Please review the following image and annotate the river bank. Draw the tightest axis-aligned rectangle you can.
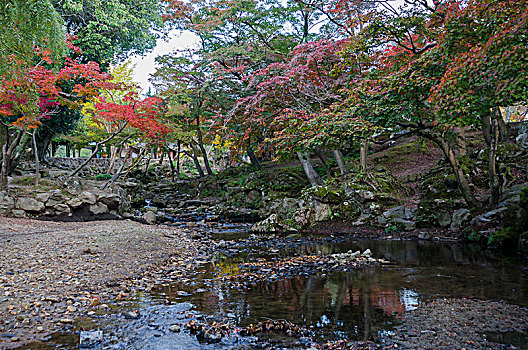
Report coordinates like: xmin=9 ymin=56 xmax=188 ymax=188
xmin=0 ymin=218 xmax=209 ymax=348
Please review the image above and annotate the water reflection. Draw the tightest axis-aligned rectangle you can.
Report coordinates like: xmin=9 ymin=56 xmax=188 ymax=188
xmin=162 ymin=239 xmax=528 ymax=342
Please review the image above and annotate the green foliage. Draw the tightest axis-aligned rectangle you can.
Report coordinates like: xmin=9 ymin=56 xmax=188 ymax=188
xmin=54 ymin=0 xmax=166 ymax=67
xmin=0 ymin=0 xmax=66 ymax=72
xmin=95 ymin=173 xmax=112 ymax=181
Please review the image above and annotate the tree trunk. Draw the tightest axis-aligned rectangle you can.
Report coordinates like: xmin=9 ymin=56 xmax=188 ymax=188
xmin=458 ymin=127 xmax=467 ymax=156
xmin=332 ymin=149 xmax=348 ymax=175
xmin=101 ymin=147 xmax=131 ymax=190
xmin=32 ymin=130 xmax=40 ymax=187
xmin=35 ymin=127 xmax=54 ymax=163
xmin=7 ymin=133 xmax=31 ymax=175
xmin=168 ymin=150 xmax=175 ymax=182
xmin=247 ymin=149 xmax=261 ymax=169
xmin=143 ymin=149 xmax=151 ymax=178
xmin=195 ymin=115 xmax=213 ymax=176
xmin=69 ymin=122 xmax=128 ymax=177
xmin=315 ymin=147 xmax=329 ymax=166
xmin=489 ymin=108 xmax=503 ymax=206
xmin=360 ymin=140 xmax=368 ymax=172
xmin=107 ymin=146 xmax=119 ymax=174
xmin=1 ymin=126 xmax=24 ymax=192
xmin=482 ymin=113 xmax=492 ymax=145
xmin=190 ymin=143 xmax=205 ymax=177
xmin=176 ymin=141 xmax=181 ymax=179
xmin=422 ymin=131 xmax=479 ymax=209
xmin=297 ymin=151 xmax=323 ymax=187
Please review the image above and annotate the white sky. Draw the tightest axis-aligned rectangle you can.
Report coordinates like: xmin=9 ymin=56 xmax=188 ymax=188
xmin=130 ymin=30 xmax=199 ymax=94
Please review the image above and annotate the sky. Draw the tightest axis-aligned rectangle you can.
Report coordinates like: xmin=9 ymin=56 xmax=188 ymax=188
xmin=130 ymin=30 xmax=199 ymax=94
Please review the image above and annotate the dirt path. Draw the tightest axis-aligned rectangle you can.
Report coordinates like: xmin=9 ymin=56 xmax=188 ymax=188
xmin=0 ymin=218 xmax=202 ymax=348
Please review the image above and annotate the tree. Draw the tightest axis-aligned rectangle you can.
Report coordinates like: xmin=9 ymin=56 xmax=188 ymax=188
xmin=53 ymin=0 xmax=166 ymax=68
xmin=0 ymin=0 xmax=66 ymax=73
xmin=0 ymin=45 xmax=117 ymax=191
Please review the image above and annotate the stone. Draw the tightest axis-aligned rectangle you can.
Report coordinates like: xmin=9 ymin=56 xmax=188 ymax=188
xmin=0 ymin=193 xmax=14 ymax=214
xmin=67 ymin=305 xmax=77 ymax=312
xmin=437 ymin=212 xmax=452 ymax=228
xmin=79 ymin=330 xmax=103 ymax=349
xmin=59 ymin=319 xmax=74 ymax=324
xmin=169 ymin=325 xmax=181 ymax=332
xmin=123 ymin=311 xmax=140 ymax=319
xmin=16 ymin=197 xmax=45 ymax=212
xmin=89 ymin=202 xmax=109 ymax=215
xmin=67 ymin=198 xmax=83 ymax=209
xmin=450 ymin=209 xmax=471 ymax=232
xmin=393 ymin=218 xmax=416 ymax=231
xmin=46 ymin=189 xmax=64 ymax=206
xmin=80 ymin=191 xmax=97 ymax=205
xmin=250 ymin=214 xmax=280 ymax=232
xmin=516 ymin=130 xmax=528 ymax=150
xmin=142 ymin=211 xmax=157 ymax=225
xmin=35 ymin=193 xmax=50 ymax=203
xmin=383 ymin=206 xmax=414 ymax=220
xmin=54 ymin=204 xmax=71 ymax=216
xmin=11 ymin=210 xmax=26 ymax=218
xmin=361 ymin=249 xmax=372 ymax=257
xmin=97 ymin=193 xmax=121 ymax=209
xmin=418 ymin=231 xmax=433 ymax=240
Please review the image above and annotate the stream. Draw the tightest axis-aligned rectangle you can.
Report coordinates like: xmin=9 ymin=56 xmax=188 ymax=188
xmin=15 ymin=220 xmax=528 ymax=349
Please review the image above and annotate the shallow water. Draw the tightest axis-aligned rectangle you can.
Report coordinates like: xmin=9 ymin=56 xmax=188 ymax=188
xmin=16 ymin=237 xmax=528 ymax=349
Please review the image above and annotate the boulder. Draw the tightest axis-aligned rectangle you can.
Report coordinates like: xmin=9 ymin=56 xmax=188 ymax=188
xmin=0 ymin=193 xmax=14 ymax=214
xmin=46 ymin=189 xmax=64 ymax=206
xmin=35 ymin=193 xmax=50 ymax=203
xmin=53 ymin=204 xmax=71 ymax=216
xmin=67 ymin=198 xmax=83 ymax=209
xmin=89 ymin=202 xmax=108 ymax=215
xmin=16 ymin=198 xmax=45 ymax=212
xmin=383 ymin=206 xmax=414 ymax=220
xmin=437 ymin=212 xmax=452 ymax=228
xmin=97 ymin=193 xmax=121 ymax=209
xmin=393 ymin=218 xmax=416 ymax=231
xmin=450 ymin=209 xmax=471 ymax=232
xmin=142 ymin=211 xmax=157 ymax=225
xmin=80 ymin=191 xmax=97 ymax=205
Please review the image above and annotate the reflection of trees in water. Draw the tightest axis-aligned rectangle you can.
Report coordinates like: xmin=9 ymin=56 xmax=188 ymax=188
xmin=161 ymin=240 xmax=527 ymax=341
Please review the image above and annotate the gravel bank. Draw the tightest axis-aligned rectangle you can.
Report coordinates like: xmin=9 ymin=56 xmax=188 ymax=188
xmin=0 ymin=218 xmax=201 ymax=348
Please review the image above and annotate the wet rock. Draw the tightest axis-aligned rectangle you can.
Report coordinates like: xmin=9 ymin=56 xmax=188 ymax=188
xmin=16 ymin=197 xmax=45 ymax=212
xmin=123 ymin=311 xmax=140 ymax=319
xmin=89 ymin=202 xmax=109 ymax=215
xmin=361 ymin=249 xmax=372 ymax=258
xmin=450 ymin=209 xmax=471 ymax=232
xmin=143 ymin=211 xmax=157 ymax=225
xmin=80 ymin=330 xmax=103 ymax=348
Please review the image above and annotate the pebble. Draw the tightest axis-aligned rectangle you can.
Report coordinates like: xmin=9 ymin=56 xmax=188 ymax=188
xmin=169 ymin=324 xmax=181 ymax=332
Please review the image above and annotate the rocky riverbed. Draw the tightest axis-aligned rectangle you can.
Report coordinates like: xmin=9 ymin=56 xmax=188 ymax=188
xmin=1 ymin=217 xmax=528 ymax=349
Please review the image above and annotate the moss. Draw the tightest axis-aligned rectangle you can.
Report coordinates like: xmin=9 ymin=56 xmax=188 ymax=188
xmin=488 ymin=227 xmax=518 ymax=247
